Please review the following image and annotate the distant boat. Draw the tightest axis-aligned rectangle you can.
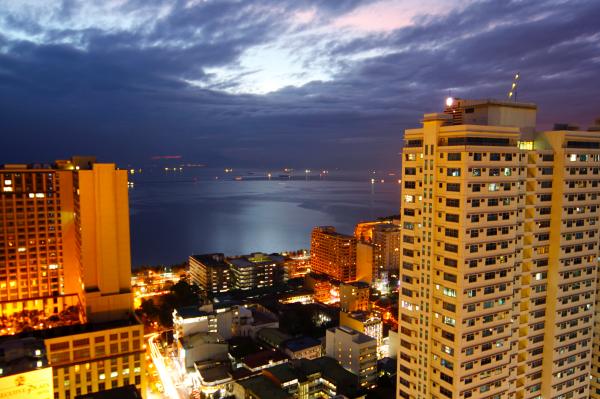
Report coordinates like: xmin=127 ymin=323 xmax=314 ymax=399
xmin=235 ymin=176 xmax=243 ymax=181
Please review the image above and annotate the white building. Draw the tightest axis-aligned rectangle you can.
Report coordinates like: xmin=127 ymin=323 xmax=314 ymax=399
xmin=325 ymin=326 xmax=377 ymax=389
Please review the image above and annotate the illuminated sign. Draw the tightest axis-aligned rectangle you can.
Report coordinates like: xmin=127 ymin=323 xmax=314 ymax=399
xmin=0 ymin=368 xmax=53 ymax=399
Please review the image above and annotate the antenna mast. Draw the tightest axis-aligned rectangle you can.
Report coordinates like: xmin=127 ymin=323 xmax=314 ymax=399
xmin=507 ymin=72 xmax=519 ymax=102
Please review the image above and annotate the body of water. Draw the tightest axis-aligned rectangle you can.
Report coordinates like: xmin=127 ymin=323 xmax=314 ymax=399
xmin=128 ymin=171 xmax=400 ymax=267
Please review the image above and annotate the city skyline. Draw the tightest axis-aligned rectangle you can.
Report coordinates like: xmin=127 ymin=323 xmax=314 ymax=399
xmin=1 ymin=0 xmax=600 ymax=169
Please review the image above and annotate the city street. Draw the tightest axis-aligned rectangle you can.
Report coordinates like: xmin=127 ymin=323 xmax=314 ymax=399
xmin=147 ymin=333 xmax=186 ymax=399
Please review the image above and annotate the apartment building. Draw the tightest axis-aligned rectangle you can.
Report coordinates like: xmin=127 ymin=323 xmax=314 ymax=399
xmin=189 ymin=253 xmax=231 ymax=294
xmin=310 ymin=226 xmax=357 ymax=282
xmin=398 ymin=99 xmax=600 ymax=399
xmin=326 ymin=325 xmax=378 ymax=389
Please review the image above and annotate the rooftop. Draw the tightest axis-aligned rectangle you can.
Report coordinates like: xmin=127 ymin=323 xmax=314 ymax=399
xmin=242 ymin=349 xmax=288 ymax=370
xmin=237 ymin=375 xmax=291 ymax=399
xmin=257 ymin=328 xmax=291 ymax=348
xmin=264 ymin=363 xmax=304 ymax=384
xmin=180 ymin=332 xmax=225 ymax=349
xmin=331 ymin=326 xmax=376 ymax=344
xmin=75 ymin=385 xmax=142 ymax=399
xmin=174 ymin=306 xmax=210 ymax=319
xmin=194 ymin=362 xmax=232 ymax=384
xmin=283 ymin=336 xmax=321 ymax=352
xmin=24 ymin=315 xmax=140 ymax=341
xmin=190 ymin=253 xmax=228 ymax=269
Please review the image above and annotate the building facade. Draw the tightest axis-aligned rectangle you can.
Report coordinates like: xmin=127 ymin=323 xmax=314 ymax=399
xmin=1 ymin=157 xmax=144 ymax=398
xmin=325 ymin=326 xmax=377 ymax=389
xmin=44 ymin=319 xmax=145 ymax=399
xmin=398 ymin=99 xmax=600 ymax=399
xmin=189 ymin=253 xmax=231 ymax=295
xmin=310 ymin=226 xmax=357 ymax=282
xmin=0 ymin=162 xmax=84 ymax=327
xmin=372 ymin=223 xmax=401 ymax=279
xmin=339 ymin=281 xmax=370 ymax=313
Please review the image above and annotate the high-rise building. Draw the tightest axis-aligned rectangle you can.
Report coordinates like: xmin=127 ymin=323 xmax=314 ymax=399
xmin=76 ymin=162 xmax=133 ymax=323
xmin=398 ymin=99 xmax=600 ymax=399
xmin=325 ymin=326 xmax=377 ymax=389
xmin=0 ymin=162 xmax=84 ymax=329
xmin=593 ymin=259 xmax=600 ymax=398
xmin=0 ymin=157 xmax=145 ymax=398
xmin=189 ymin=253 xmax=231 ymax=294
xmin=310 ymin=226 xmax=357 ymax=282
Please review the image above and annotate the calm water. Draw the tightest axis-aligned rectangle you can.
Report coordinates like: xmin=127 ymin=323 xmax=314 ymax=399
xmin=128 ymin=172 xmax=400 ymax=267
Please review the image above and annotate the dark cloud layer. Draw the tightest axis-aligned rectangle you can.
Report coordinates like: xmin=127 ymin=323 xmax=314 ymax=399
xmin=1 ymin=0 xmax=599 ymax=170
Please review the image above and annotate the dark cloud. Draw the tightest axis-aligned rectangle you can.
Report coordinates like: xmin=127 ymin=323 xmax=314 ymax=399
xmin=0 ymin=0 xmax=599 ymax=170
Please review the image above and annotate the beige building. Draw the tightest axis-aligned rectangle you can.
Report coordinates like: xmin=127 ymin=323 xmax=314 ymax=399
xmin=310 ymin=226 xmax=357 ymax=282
xmin=372 ymin=223 xmax=401 ymax=279
xmin=356 ymin=241 xmax=374 ymax=284
xmin=592 ymin=257 xmax=600 ymax=398
xmin=339 ymin=281 xmax=370 ymax=313
xmin=325 ymin=326 xmax=377 ymax=389
xmin=398 ymin=99 xmax=600 ymax=399
xmin=44 ymin=318 xmax=146 ymax=399
xmin=340 ymin=311 xmax=384 ymax=359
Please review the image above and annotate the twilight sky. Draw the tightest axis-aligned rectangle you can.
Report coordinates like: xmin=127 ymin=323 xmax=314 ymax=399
xmin=1 ymin=0 xmax=599 ymax=170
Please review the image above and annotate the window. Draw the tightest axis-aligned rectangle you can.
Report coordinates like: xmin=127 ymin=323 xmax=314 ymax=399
xmin=446 ymin=199 xmax=460 ymax=207
xmin=447 ymin=168 xmax=461 ymax=177
xmin=447 ymin=153 xmax=461 ymax=161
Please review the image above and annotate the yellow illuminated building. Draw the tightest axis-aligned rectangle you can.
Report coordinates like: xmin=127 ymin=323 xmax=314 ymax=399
xmin=44 ymin=318 xmax=146 ymax=399
xmin=398 ymin=99 xmax=600 ymax=399
xmin=76 ymin=163 xmax=133 ymax=322
xmin=1 ymin=157 xmax=144 ymax=398
xmin=310 ymin=226 xmax=357 ymax=282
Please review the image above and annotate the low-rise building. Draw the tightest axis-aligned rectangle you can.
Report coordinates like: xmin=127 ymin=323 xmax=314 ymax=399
xmin=177 ymin=332 xmax=228 ymax=369
xmin=339 ymin=311 xmax=383 ymax=359
xmin=325 ymin=326 xmax=377 ymax=389
xmin=191 ymin=361 xmax=233 ymax=399
xmin=282 ymin=336 xmax=322 ymax=360
xmin=0 ymin=336 xmax=53 ymax=399
xmin=241 ymin=350 xmax=288 ymax=372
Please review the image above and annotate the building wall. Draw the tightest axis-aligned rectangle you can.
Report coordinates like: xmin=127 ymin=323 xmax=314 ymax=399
xmin=397 ymin=108 xmax=600 ymax=399
xmin=44 ymin=323 xmax=146 ymax=399
xmin=77 ymin=164 xmax=132 ymax=323
xmin=356 ymin=242 xmax=374 ymax=284
xmin=339 ymin=283 xmax=370 ymax=313
xmin=0 ymin=167 xmax=84 ymax=320
xmin=325 ymin=327 xmax=377 ymax=389
xmin=310 ymin=227 xmax=357 ymax=282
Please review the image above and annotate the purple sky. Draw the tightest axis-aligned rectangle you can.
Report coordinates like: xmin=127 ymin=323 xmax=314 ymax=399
xmin=1 ymin=0 xmax=599 ymax=170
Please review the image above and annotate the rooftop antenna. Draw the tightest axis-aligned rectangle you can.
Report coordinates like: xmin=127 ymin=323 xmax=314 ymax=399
xmin=507 ymin=72 xmax=519 ymax=102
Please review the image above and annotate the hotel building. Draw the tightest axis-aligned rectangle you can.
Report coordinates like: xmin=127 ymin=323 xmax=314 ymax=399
xmin=0 ymin=157 xmax=145 ymax=398
xmin=398 ymin=99 xmax=600 ymax=399
xmin=310 ymin=226 xmax=357 ymax=282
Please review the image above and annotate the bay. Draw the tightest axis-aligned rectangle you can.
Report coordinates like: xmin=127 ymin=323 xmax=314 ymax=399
xmin=128 ymin=170 xmax=400 ymax=267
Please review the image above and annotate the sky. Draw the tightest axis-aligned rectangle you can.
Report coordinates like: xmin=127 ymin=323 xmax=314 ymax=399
xmin=1 ymin=0 xmax=599 ymax=170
